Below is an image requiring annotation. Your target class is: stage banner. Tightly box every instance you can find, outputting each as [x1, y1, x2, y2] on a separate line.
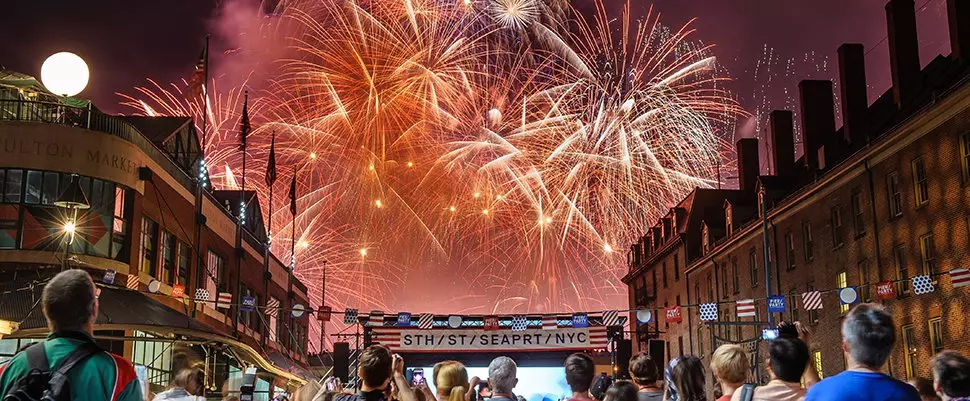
[372, 327, 608, 353]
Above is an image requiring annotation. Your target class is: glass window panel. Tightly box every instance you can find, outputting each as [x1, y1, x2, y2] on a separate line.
[41, 172, 59, 205]
[24, 171, 41, 204]
[5, 170, 22, 203]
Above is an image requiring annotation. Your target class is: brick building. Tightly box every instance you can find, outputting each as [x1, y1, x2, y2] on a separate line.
[624, 0, 970, 394]
[0, 72, 313, 398]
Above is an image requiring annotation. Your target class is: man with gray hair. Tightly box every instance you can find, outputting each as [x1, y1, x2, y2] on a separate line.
[488, 356, 519, 401]
[805, 303, 918, 401]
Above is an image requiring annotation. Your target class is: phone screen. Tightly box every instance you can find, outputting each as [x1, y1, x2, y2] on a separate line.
[762, 329, 779, 340]
[411, 369, 426, 387]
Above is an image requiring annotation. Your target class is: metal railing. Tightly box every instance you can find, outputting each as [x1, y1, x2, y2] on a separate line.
[0, 99, 198, 192]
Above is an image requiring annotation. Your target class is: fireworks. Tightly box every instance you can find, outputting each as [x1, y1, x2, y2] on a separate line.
[121, 0, 741, 348]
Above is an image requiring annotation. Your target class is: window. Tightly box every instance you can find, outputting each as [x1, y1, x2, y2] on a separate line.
[802, 222, 814, 261]
[838, 271, 848, 314]
[140, 218, 159, 276]
[203, 250, 225, 303]
[268, 297, 281, 342]
[807, 281, 818, 324]
[131, 331, 173, 388]
[731, 258, 739, 294]
[920, 234, 937, 275]
[851, 190, 865, 237]
[239, 286, 260, 330]
[831, 206, 844, 248]
[962, 132, 970, 181]
[785, 232, 796, 270]
[902, 324, 917, 379]
[160, 231, 175, 285]
[2, 169, 23, 203]
[694, 282, 701, 304]
[814, 351, 824, 379]
[888, 171, 903, 217]
[112, 187, 130, 260]
[912, 157, 929, 206]
[789, 289, 799, 323]
[721, 264, 729, 298]
[895, 244, 911, 296]
[749, 248, 759, 288]
[707, 274, 714, 303]
[177, 242, 190, 286]
[652, 270, 657, 297]
[674, 253, 680, 282]
[929, 317, 944, 354]
[858, 259, 870, 302]
[697, 327, 705, 356]
[662, 262, 668, 288]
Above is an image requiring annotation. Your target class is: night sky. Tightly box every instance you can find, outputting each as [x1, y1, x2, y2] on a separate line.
[0, 0, 953, 119]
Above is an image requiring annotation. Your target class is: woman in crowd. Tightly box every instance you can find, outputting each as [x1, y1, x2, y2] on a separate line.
[154, 367, 206, 401]
[433, 361, 471, 401]
[664, 356, 708, 401]
[604, 382, 640, 401]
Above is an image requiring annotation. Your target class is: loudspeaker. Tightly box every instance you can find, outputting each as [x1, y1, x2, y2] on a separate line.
[333, 342, 350, 382]
[648, 339, 665, 374]
[616, 339, 632, 377]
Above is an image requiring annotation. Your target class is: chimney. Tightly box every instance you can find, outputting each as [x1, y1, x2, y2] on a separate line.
[799, 80, 837, 172]
[887, 0, 921, 106]
[838, 44, 869, 145]
[736, 137, 760, 193]
[949, 0, 970, 60]
[769, 110, 795, 178]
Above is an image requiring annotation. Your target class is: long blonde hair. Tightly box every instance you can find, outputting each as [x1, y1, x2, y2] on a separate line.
[433, 361, 469, 401]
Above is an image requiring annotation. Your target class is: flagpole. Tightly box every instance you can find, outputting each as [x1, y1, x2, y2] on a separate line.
[193, 36, 209, 319]
[202, 35, 210, 151]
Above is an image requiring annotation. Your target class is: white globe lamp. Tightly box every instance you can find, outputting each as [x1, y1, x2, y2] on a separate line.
[41, 52, 89, 97]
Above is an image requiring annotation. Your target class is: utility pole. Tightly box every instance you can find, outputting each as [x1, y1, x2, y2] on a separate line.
[760, 189, 774, 329]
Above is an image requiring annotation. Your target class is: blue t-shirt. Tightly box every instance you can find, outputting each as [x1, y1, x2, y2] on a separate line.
[805, 371, 920, 401]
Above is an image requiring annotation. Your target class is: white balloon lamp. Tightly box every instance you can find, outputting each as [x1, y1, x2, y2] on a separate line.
[41, 52, 89, 97]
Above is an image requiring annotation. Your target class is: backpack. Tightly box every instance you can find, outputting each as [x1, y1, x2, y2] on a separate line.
[737, 383, 757, 401]
[2, 341, 101, 401]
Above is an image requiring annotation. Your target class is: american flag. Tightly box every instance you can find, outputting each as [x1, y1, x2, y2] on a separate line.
[736, 299, 756, 317]
[950, 268, 970, 288]
[188, 41, 208, 101]
[217, 292, 232, 310]
[542, 315, 558, 330]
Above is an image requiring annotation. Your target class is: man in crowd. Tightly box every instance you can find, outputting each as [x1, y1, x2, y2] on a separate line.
[337, 345, 416, 401]
[0, 269, 143, 401]
[805, 303, 919, 401]
[628, 353, 662, 401]
[711, 344, 748, 401]
[933, 351, 970, 401]
[733, 322, 820, 401]
[488, 357, 518, 401]
[565, 353, 596, 401]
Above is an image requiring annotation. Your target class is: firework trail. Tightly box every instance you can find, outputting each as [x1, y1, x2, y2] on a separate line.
[121, 0, 742, 349]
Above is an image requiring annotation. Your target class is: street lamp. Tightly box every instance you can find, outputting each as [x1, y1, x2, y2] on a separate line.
[55, 174, 90, 267]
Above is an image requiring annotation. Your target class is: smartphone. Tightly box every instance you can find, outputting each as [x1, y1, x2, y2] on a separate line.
[762, 329, 779, 340]
[478, 380, 491, 400]
[411, 368, 426, 387]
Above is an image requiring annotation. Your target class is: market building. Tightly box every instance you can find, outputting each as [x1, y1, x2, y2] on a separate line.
[624, 0, 970, 396]
[0, 71, 313, 399]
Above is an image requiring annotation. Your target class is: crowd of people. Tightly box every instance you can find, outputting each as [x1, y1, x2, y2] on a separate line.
[1, 270, 969, 401]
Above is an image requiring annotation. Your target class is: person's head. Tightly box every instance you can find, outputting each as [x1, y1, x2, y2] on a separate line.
[488, 356, 518, 394]
[668, 356, 706, 401]
[433, 360, 469, 401]
[564, 353, 595, 394]
[909, 377, 941, 401]
[293, 380, 323, 401]
[171, 367, 206, 396]
[767, 337, 809, 383]
[841, 303, 895, 369]
[711, 344, 748, 386]
[590, 374, 613, 401]
[602, 381, 638, 401]
[42, 269, 99, 333]
[359, 345, 394, 390]
[628, 353, 659, 387]
[933, 351, 970, 400]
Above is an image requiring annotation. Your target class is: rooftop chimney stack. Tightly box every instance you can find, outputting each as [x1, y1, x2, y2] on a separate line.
[736, 138, 760, 194]
[839, 44, 870, 145]
[949, 0, 970, 60]
[769, 110, 795, 178]
[887, 0, 921, 106]
[799, 80, 837, 172]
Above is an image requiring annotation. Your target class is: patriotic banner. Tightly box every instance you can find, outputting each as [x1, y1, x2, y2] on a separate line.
[291, 304, 306, 318]
[876, 281, 897, 300]
[372, 326, 609, 352]
[266, 298, 281, 316]
[217, 292, 232, 310]
[397, 312, 412, 327]
[103, 269, 116, 285]
[240, 296, 256, 312]
[418, 314, 435, 329]
[912, 275, 935, 295]
[767, 296, 786, 313]
[665, 306, 682, 323]
[195, 288, 210, 302]
[171, 284, 185, 298]
[572, 313, 589, 328]
[344, 308, 359, 324]
[317, 306, 332, 322]
[802, 291, 822, 310]
[511, 315, 528, 331]
[601, 310, 620, 327]
[699, 303, 718, 321]
[484, 315, 501, 331]
[952, 268, 970, 288]
[369, 311, 385, 327]
[542, 316, 558, 330]
[147, 280, 161, 294]
[737, 299, 756, 317]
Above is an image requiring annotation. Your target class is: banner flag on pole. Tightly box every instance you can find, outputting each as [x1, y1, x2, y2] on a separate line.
[510, 315, 528, 331]
[876, 281, 897, 300]
[699, 303, 718, 321]
[912, 275, 935, 295]
[802, 291, 823, 310]
[396, 312, 412, 327]
[737, 299, 756, 317]
[839, 287, 859, 305]
[217, 292, 232, 310]
[542, 316, 558, 330]
[343, 308, 358, 324]
[572, 313, 589, 328]
[418, 314, 434, 329]
[317, 306, 332, 322]
[240, 295, 255, 312]
[484, 315, 500, 331]
[600, 310, 620, 327]
[767, 296, 786, 313]
[665, 306, 682, 323]
[951, 268, 970, 288]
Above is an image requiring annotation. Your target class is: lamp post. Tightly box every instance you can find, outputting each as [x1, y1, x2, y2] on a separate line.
[54, 174, 90, 269]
